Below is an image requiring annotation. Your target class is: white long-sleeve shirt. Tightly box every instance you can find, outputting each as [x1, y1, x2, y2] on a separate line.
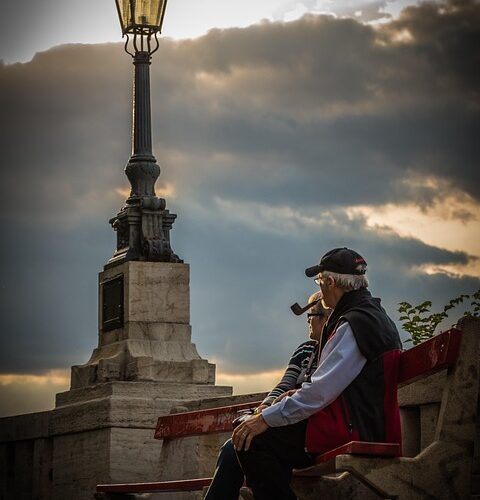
[262, 321, 367, 427]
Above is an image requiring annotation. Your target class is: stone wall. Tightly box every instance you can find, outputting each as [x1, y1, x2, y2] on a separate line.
[0, 382, 233, 500]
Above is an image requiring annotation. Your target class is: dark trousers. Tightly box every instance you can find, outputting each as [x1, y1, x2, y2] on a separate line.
[236, 420, 314, 500]
[204, 438, 245, 500]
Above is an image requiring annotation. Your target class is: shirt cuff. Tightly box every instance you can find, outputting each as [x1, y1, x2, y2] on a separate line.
[261, 402, 288, 427]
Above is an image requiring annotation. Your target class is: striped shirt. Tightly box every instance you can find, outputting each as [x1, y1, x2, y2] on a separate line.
[261, 340, 318, 406]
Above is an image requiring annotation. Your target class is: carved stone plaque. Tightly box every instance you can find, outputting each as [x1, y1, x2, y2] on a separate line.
[102, 274, 124, 332]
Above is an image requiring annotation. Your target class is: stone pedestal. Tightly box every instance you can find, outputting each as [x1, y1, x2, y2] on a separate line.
[51, 381, 231, 500]
[49, 260, 232, 500]
[71, 261, 217, 388]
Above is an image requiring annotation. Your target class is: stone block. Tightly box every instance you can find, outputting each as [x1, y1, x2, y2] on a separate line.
[398, 370, 445, 406]
[32, 438, 53, 500]
[71, 339, 214, 388]
[292, 472, 381, 500]
[13, 440, 34, 500]
[124, 338, 201, 362]
[108, 427, 164, 484]
[0, 411, 50, 443]
[100, 261, 190, 327]
[127, 263, 189, 324]
[400, 406, 420, 457]
[158, 432, 229, 481]
[70, 362, 96, 389]
[97, 357, 122, 382]
[56, 381, 232, 409]
[420, 403, 439, 450]
[52, 428, 110, 500]
[100, 322, 193, 346]
[53, 381, 232, 434]
[124, 358, 214, 384]
[72, 261, 216, 388]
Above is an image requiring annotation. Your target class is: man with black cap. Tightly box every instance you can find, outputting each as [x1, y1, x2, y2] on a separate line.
[233, 247, 402, 500]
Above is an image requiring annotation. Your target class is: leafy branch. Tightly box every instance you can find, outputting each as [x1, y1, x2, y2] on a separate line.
[398, 289, 479, 345]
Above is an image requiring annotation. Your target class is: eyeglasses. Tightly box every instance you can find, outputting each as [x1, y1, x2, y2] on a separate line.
[314, 275, 323, 285]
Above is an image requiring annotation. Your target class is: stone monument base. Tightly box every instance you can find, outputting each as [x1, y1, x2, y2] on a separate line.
[0, 380, 232, 500]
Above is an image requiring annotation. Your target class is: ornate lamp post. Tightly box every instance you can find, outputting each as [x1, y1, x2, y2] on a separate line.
[108, 0, 181, 267]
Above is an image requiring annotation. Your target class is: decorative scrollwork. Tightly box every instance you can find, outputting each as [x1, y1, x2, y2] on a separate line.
[111, 217, 129, 250]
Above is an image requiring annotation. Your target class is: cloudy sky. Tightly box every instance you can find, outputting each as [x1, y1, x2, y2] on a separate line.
[0, 0, 479, 417]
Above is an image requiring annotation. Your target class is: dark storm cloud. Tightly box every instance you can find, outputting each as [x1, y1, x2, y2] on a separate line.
[1, 1, 479, 221]
[0, 0, 479, 379]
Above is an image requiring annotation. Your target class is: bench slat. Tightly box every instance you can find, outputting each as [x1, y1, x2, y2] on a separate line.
[155, 401, 263, 439]
[293, 441, 401, 477]
[315, 440, 400, 463]
[398, 328, 462, 385]
[96, 477, 212, 493]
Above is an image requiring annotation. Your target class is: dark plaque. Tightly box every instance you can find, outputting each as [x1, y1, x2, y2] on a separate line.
[102, 274, 124, 332]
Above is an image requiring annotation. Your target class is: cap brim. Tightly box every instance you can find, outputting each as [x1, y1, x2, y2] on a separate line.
[305, 264, 321, 277]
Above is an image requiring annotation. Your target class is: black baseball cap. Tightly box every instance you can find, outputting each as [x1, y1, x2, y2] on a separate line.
[305, 247, 367, 277]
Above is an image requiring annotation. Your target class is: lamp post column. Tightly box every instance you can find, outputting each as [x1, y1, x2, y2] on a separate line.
[125, 51, 160, 204]
[132, 51, 154, 162]
[107, 43, 181, 268]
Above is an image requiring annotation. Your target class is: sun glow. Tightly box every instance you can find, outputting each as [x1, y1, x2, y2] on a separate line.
[0, 370, 70, 386]
[345, 192, 480, 277]
[115, 182, 176, 200]
[216, 368, 285, 395]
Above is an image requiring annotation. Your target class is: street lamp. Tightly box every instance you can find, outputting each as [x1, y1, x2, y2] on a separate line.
[108, 0, 181, 267]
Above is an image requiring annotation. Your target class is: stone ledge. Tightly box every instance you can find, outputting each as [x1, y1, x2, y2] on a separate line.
[0, 410, 51, 442]
[100, 322, 193, 346]
[399, 370, 446, 406]
[1, 382, 234, 442]
[57, 381, 232, 407]
[169, 392, 270, 413]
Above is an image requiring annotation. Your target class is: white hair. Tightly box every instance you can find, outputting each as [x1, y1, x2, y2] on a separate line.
[321, 270, 369, 291]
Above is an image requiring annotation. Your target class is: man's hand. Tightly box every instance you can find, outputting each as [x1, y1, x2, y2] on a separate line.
[232, 413, 269, 451]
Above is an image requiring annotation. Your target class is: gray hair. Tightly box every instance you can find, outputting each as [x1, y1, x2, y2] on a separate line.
[321, 271, 369, 291]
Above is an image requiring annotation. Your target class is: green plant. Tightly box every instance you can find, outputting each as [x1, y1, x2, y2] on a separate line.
[398, 289, 480, 345]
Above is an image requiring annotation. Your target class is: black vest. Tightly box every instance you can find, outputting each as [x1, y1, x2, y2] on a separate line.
[325, 288, 402, 441]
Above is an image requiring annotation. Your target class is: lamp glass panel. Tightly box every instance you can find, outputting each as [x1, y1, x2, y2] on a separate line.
[115, 0, 133, 31]
[134, 0, 166, 28]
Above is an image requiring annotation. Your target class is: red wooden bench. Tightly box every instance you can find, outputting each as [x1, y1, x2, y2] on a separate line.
[97, 323, 479, 499]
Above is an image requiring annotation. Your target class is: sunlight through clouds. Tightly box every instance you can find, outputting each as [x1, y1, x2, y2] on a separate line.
[345, 180, 480, 277]
[0, 370, 70, 386]
[216, 368, 285, 395]
[115, 182, 176, 200]
[0, 371, 70, 417]
[345, 198, 480, 256]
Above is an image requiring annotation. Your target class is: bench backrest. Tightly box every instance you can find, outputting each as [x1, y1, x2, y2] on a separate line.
[398, 328, 461, 385]
[155, 401, 262, 439]
[155, 328, 462, 440]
